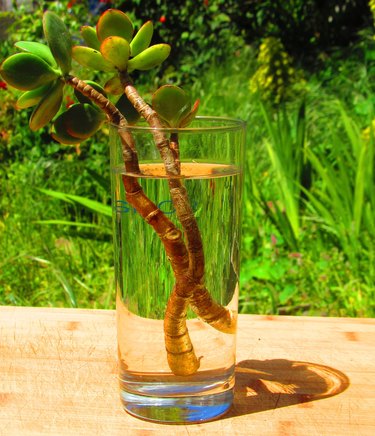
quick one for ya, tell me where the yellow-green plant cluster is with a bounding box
[362,117,375,142]
[370,0,375,23]
[249,37,302,105]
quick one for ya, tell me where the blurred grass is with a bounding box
[1,42,374,317]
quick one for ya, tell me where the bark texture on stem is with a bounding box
[66,74,236,375]
[164,286,200,375]
[120,72,235,330]
[66,75,200,373]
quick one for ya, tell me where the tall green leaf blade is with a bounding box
[38,188,74,203]
[65,194,112,217]
[353,140,367,237]
[35,220,111,233]
[39,188,112,217]
[338,103,361,158]
[86,168,111,192]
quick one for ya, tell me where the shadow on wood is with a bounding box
[227,359,350,417]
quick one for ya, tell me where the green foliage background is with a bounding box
[0,0,374,316]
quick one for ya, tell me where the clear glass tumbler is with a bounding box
[110,116,245,423]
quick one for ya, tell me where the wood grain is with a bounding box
[0,306,374,435]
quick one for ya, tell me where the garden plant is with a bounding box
[0,1,374,328]
[0,6,242,385]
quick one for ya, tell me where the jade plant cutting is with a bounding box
[0,9,236,376]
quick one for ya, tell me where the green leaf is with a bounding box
[74,80,107,105]
[127,43,171,72]
[29,79,64,130]
[63,103,105,139]
[80,26,101,50]
[86,167,111,192]
[0,53,59,90]
[65,193,112,216]
[15,41,57,67]
[36,220,109,232]
[115,94,140,124]
[38,188,112,228]
[52,120,82,144]
[279,284,297,305]
[100,36,130,71]
[72,46,116,72]
[16,83,53,109]
[104,75,123,95]
[38,188,74,203]
[180,99,200,127]
[53,113,83,145]
[130,20,153,57]
[41,189,112,217]
[43,11,72,74]
[152,85,191,127]
[96,9,134,42]
[53,103,105,141]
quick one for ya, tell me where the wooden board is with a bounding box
[0,306,374,435]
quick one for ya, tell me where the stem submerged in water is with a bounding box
[66,73,235,376]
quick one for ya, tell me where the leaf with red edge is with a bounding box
[152,85,191,127]
[180,99,200,127]
[16,83,53,109]
[29,79,64,131]
[58,103,105,139]
[104,76,123,95]
[96,9,133,42]
[100,36,130,71]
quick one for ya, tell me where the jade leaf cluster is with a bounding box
[0,9,199,143]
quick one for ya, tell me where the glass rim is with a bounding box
[111,116,246,134]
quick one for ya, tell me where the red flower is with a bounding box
[67,0,76,8]
[0,81,7,90]
[204,0,209,6]
[159,15,166,23]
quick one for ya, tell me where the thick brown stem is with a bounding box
[66,75,200,373]
[120,73,204,277]
[164,285,200,376]
[64,75,141,174]
[120,72,234,327]
[121,175,189,279]
[170,132,181,173]
[65,75,124,126]
[66,75,234,375]
[190,286,236,333]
